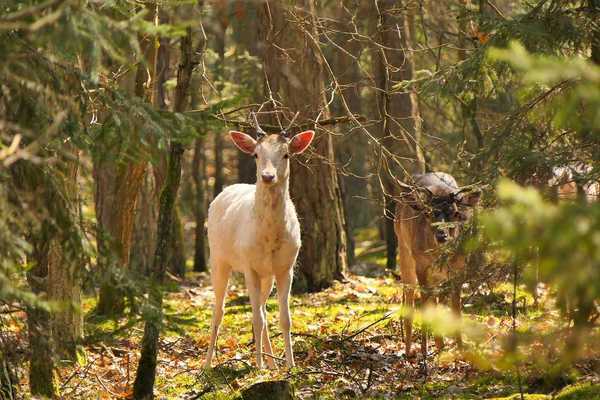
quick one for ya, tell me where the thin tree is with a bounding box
[192,135,208,272]
[212,1,229,197]
[190,22,209,274]
[133,19,201,397]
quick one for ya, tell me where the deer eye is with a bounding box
[283,154,289,159]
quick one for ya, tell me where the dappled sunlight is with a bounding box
[36,268,595,399]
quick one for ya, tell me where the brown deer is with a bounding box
[395,172,481,356]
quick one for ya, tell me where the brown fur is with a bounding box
[394,172,480,356]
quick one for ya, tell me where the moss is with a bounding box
[75,346,87,366]
[156,372,198,397]
[555,383,600,400]
[486,395,549,400]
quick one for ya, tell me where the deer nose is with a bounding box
[435,231,449,243]
[261,173,275,183]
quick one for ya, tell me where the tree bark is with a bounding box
[375,0,425,270]
[192,137,207,272]
[231,0,259,184]
[94,161,146,316]
[27,231,59,399]
[95,27,155,315]
[130,12,170,278]
[190,21,209,274]
[169,207,186,277]
[330,0,369,267]
[213,3,228,198]
[12,157,84,398]
[258,0,348,292]
[48,152,83,361]
[131,170,158,277]
[133,21,197,398]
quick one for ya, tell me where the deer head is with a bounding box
[230,113,314,185]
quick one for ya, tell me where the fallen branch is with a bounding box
[338,311,396,343]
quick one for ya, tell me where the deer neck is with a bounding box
[255,178,290,237]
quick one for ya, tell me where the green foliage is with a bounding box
[488,41,600,136]
[411,1,598,185]
[481,180,600,317]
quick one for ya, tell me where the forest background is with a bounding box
[0,0,599,399]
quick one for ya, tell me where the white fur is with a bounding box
[204,133,309,369]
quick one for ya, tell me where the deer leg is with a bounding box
[400,254,418,358]
[246,270,265,369]
[205,262,231,368]
[276,270,295,368]
[451,287,463,348]
[420,292,430,359]
[403,286,416,357]
[434,296,445,351]
[259,277,275,369]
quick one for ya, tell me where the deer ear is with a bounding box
[230,131,257,154]
[458,189,481,207]
[289,130,315,154]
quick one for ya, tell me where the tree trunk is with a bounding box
[330,0,369,267]
[258,0,348,292]
[12,159,84,396]
[130,16,170,277]
[169,207,186,277]
[35,147,83,361]
[192,137,207,272]
[375,0,425,270]
[133,142,185,399]
[48,153,83,362]
[95,26,155,315]
[27,227,59,399]
[231,0,260,184]
[213,4,228,198]
[48,247,83,362]
[189,50,208,273]
[133,21,198,398]
[48,244,83,362]
[130,170,159,277]
[94,161,146,316]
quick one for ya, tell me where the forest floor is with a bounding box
[12,230,600,399]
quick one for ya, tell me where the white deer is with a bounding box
[204,115,314,369]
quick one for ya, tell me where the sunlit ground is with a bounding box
[12,228,600,399]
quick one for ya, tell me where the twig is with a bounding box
[0,0,65,22]
[95,373,120,397]
[205,114,366,133]
[339,311,396,343]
